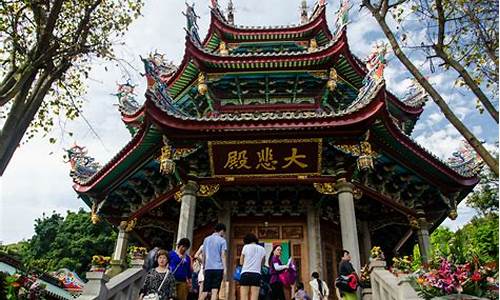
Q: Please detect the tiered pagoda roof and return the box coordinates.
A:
[68,0,480,251]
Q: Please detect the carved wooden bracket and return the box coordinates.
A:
[125,218,137,232]
[313,182,337,195]
[197,184,220,197]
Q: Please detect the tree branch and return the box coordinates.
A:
[433,45,499,122]
[36,0,64,54]
[363,3,499,175]
[435,0,445,49]
[0,44,60,106]
[0,61,71,176]
[380,0,389,18]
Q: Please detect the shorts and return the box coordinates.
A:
[239,272,261,287]
[203,269,224,292]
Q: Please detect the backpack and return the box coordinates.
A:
[335,274,357,293]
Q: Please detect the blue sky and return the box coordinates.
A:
[0,0,497,244]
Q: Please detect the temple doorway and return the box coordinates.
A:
[231,218,309,300]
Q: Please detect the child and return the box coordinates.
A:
[293,282,310,300]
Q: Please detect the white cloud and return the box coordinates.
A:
[426,112,444,126]
[414,125,462,159]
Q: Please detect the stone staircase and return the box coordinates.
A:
[363,260,423,300]
[77,259,146,300]
[75,257,424,300]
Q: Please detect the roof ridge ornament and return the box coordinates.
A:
[366,42,388,80]
[141,53,188,117]
[227,0,234,25]
[447,140,484,177]
[333,0,350,37]
[402,78,428,107]
[344,43,387,111]
[300,0,309,24]
[64,144,102,182]
[114,81,140,115]
[184,2,202,46]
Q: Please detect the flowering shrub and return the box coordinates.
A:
[392,256,412,273]
[359,264,371,288]
[0,272,47,300]
[91,255,111,267]
[413,257,499,299]
[370,246,384,260]
[129,246,148,258]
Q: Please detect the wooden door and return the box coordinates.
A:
[231,218,308,300]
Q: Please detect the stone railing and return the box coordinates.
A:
[365,260,423,300]
[77,259,146,300]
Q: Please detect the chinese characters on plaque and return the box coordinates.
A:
[208,139,322,177]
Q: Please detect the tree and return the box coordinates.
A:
[0,0,144,175]
[459,214,499,264]
[19,209,117,277]
[360,0,499,176]
[467,165,499,216]
[411,0,498,122]
[414,217,499,267]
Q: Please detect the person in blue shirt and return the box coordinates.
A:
[168,238,192,300]
[201,223,227,300]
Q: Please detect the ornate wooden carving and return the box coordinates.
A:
[282,225,304,239]
[233,226,256,239]
[197,184,220,197]
[258,226,280,239]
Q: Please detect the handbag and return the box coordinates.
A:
[278,261,297,286]
[143,271,170,300]
[335,274,357,292]
[233,265,242,281]
[144,257,184,300]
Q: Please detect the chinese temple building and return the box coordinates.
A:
[68,0,482,298]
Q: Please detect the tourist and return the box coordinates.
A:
[201,223,228,300]
[268,245,290,300]
[144,246,160,272]
[239,233,266,300]
[193,245,205,300]
[140,249,177,300]
[309,272,329,300]
[169,238,192,300]
[338,250,358,300]
[293,282,310,300]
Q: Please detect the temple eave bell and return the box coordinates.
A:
[197,73,208,96]
[159,140,175,175]
[357,141,374,171]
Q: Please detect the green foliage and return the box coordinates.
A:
[430,227,454,258]
[12,209,117,278]
[467,166,499,215]
[414,214,499,266]
[459,214,499,264]
[0,0,144,143]
[1,272,19,300]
